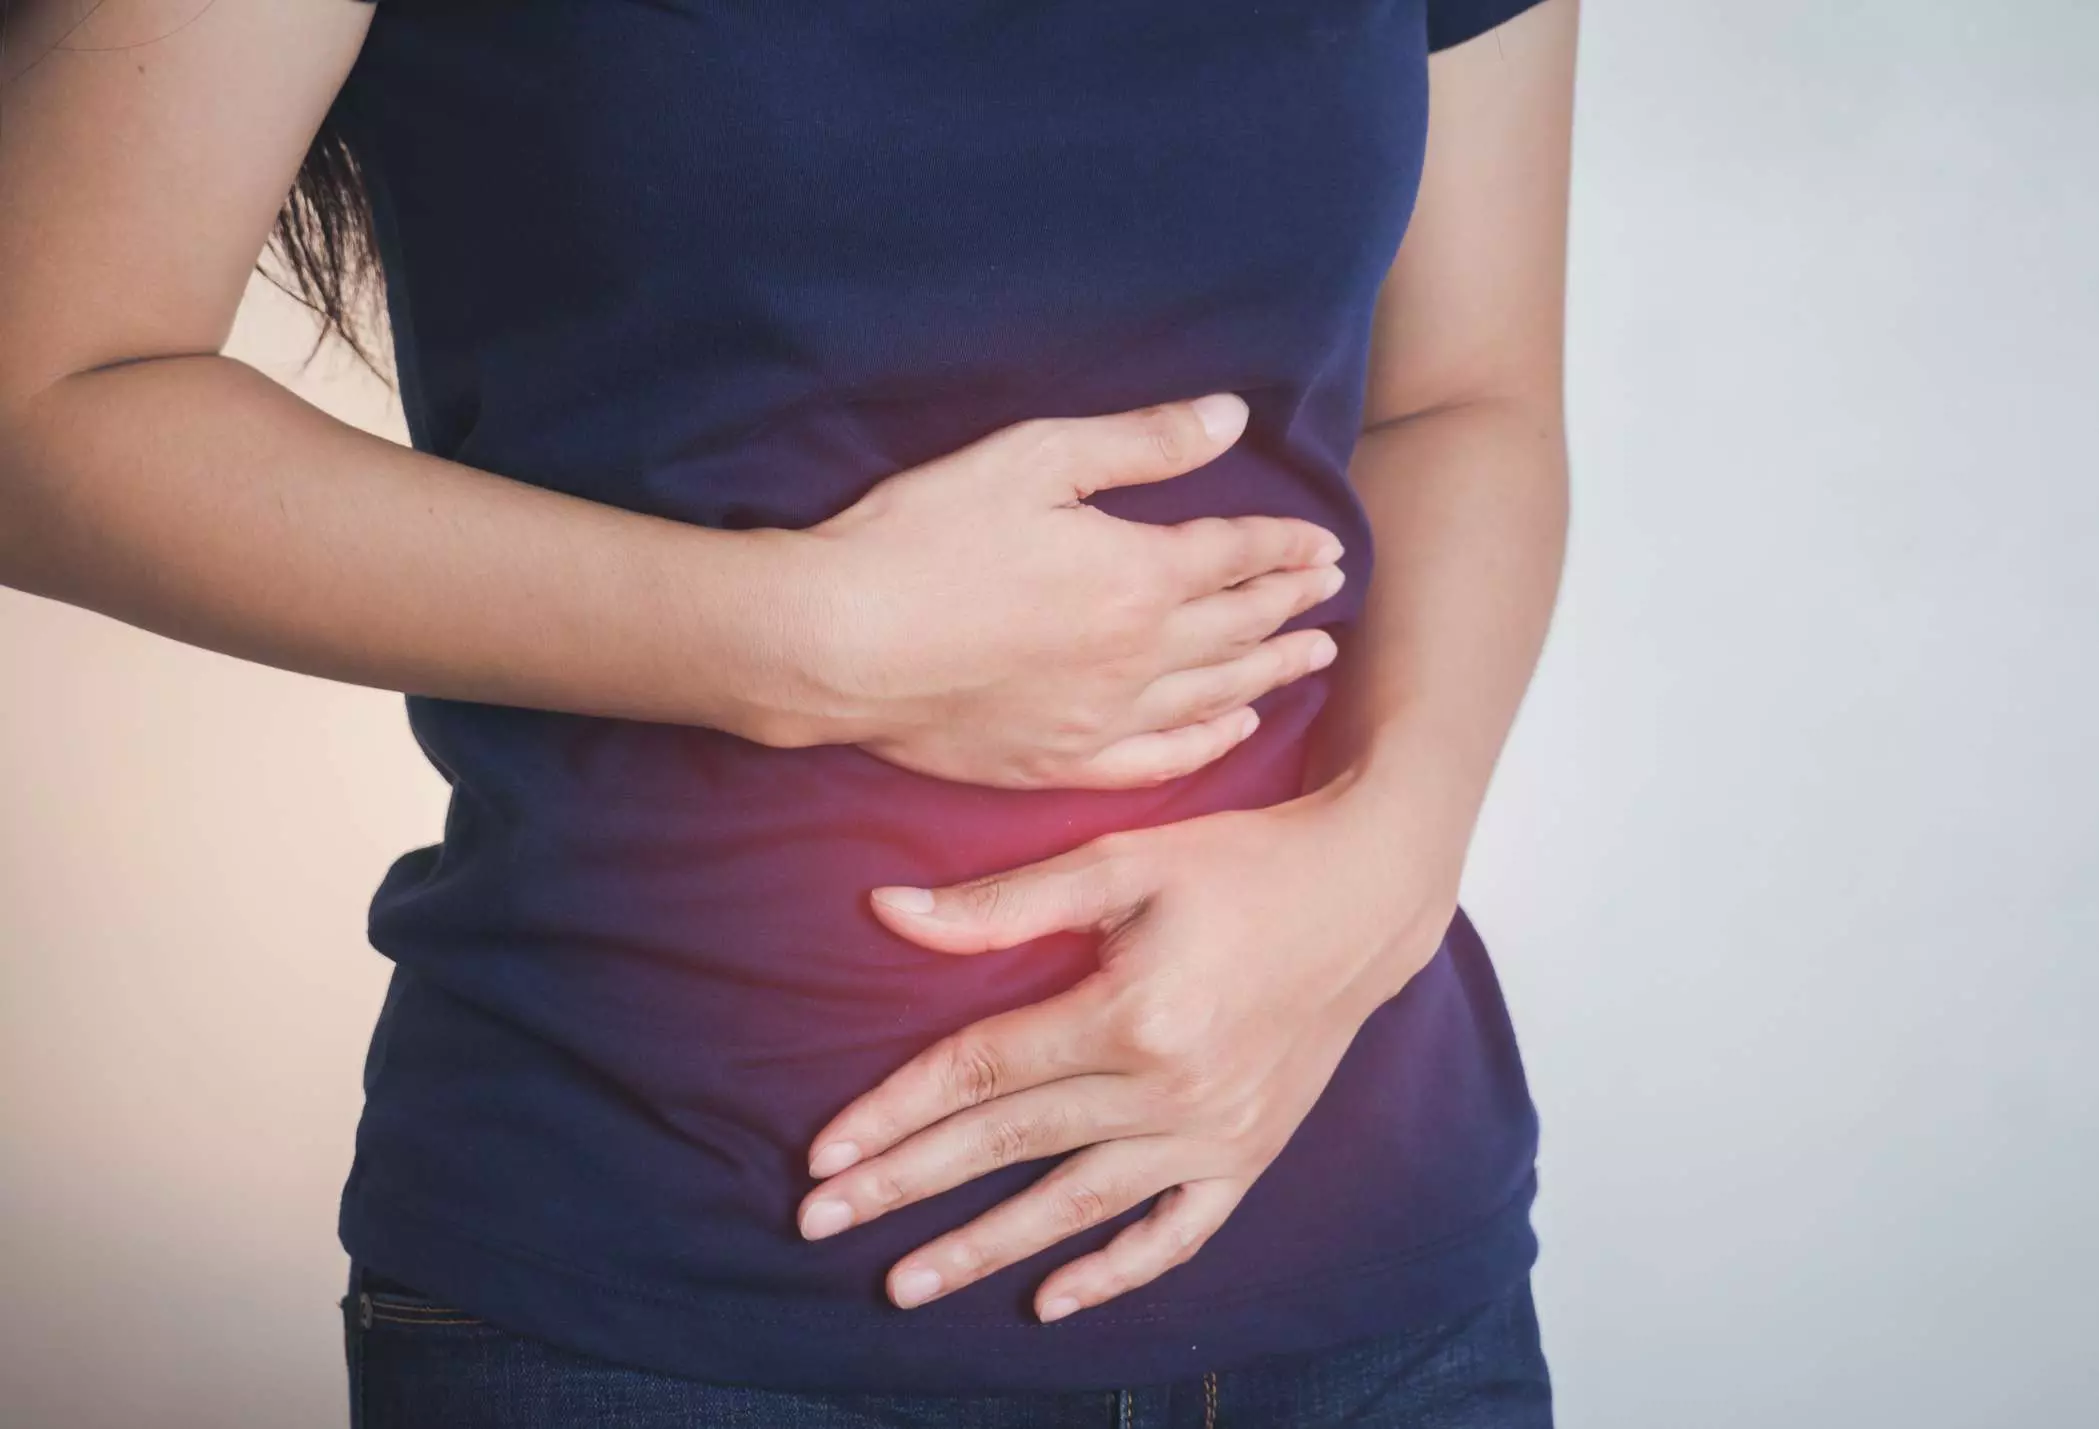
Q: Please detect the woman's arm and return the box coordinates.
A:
[787,0,1579,1319]
[0,0,1343,784]
[0,1,810,736]
[1299,0,1577,896]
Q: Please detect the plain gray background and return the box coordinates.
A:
[2,1,2094,1425]
[1470,2,2099,1423]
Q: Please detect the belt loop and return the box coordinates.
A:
[342,1268,369,1429]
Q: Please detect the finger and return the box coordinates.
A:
[869,831,1151,955]
[1034,1179,1245,1322]
[1127,630,1338,735]
[798,1073,1145,1241]
[1160,562,1346,669]
[881,1141,1174,1309]
[1154,514,1345,600]
[1017,393,1250,504]
[1056,705,1260,789]
[806,980,1119,1178]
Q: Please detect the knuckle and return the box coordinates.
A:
[1160,1055,1220,1108]
[858,1103,905,1151]
[1084,578,1160,654]
[1169,672,1231,725]
[861,1169,908,1209]
[1141,407,1196,467]
[1018,745,1066,785]
[1005,752,1058,789]
[938,1037,1007,1107]
[1231,648,1277,696]
[1088,826,1141,865]
[1005,415,1064,460]
[1086,833,1153,905]
[1144,763,1191,790]
[959,875,1020,925]
[1168,1220,1210,1267]
[1282,571,1325,618]
[1178,516,1231,573]
[946,1238,990,1275]
[1210,670,1257,719]
[1051,1180,1112,1234]
[1211,1096,1266,1144]
[976,1115,1035,1169]
[1110,563,1173,624]
[1112,987,1201,1065]
[1054,703,1114,746]
[1217,612,1271,659]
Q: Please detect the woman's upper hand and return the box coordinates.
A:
[792,780,1456,1321]
[771,394,1347,789]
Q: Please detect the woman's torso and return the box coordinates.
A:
[333,0,1541,1393]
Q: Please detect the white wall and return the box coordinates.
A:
[1469,3,2099,1425]
[3,3,2094,1425]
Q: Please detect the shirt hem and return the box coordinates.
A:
[339,1169,1541,1394]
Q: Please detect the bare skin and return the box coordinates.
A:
[797,0,1581,1320]
[0,0,1343,792]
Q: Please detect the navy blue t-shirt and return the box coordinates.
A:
[335,0,1549,1394]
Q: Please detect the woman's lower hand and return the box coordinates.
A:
[794,778,1456,1321]
[768,393,1347,789]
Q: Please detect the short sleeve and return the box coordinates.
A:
[1427,0,1552,53]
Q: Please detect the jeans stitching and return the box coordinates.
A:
[367,1303,483,1320]
[358,1276,486,1328]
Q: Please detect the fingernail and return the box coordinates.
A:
[1191,391,1246,439]
[1040,1295,1082,1323]
[800,1198,854,1240]
[893,1267,944,1308]
[1235,708,1260,740]
[1316,564,1345,598]
[1310,633,1340,670]
[873,886,935,914]
[1314,537,1345,563]
[809,1141,860,1178]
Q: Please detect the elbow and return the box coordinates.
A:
[1360,352,1566,442]
[0,379,85,602]
[1360,384,1567,450]
[0,421,49,599]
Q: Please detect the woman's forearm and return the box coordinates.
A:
[0,352,829,740]
[1303,394,1570,900]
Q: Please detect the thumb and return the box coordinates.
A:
[870,837,1150,955]
[1028,392,1250,505]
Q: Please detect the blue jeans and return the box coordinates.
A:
[343,1263,1552,1428]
